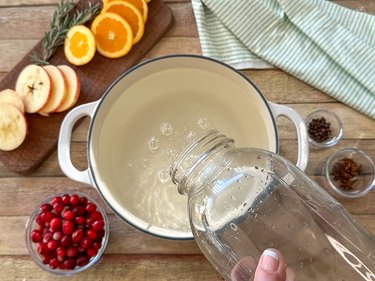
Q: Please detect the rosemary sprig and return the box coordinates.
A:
[30,0,100,65]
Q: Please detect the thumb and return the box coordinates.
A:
[254,249,287,281]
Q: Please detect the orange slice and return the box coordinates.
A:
[105,0,148,23]
[91,12,133,58]
[64,25,96,66]
[102,1,145,45]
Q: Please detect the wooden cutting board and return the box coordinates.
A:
[0,0,173,174]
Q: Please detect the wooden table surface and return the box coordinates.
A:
[0,0,374,280]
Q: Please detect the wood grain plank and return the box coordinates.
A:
[1,174,375,216]
[0,255,222,281]
[66,103,375,141]
[0,2,196,40]
[0,0,189,7]
[0,138,373,178]
[0,215,200,255]
[0,214,373,255]
[0,38,202,73]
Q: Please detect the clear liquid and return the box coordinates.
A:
[95,68,276,234]
[192,167,375,280]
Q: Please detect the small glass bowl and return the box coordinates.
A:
[25,192,109,276]
[325,148,375,198]
[306,109,343,148]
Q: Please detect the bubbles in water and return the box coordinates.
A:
[160,122,173,136]
[230,223,238,231]
[149,136,159,152]
[197,117,210,130]
[186,131,197,142]
[158,170,170,184]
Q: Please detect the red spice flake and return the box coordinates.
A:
[331,157,361,191]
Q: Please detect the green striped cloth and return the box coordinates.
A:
[192,0,375,119]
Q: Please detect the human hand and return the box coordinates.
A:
[231,248,295,281]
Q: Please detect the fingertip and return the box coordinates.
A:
[260,249,279,273]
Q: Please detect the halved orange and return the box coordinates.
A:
[102,1,145,45]
[105,0,148,23]
[91,12,133,58]
[64,25,96,66]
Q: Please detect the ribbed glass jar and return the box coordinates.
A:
[170,130,375,281]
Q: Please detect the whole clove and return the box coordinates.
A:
[308,117,332,143]
[331,157,361,191]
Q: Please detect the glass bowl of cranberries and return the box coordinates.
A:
[26,192,109,275]
[306,109,343,148]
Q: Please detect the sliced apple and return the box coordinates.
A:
[39,65,67,115]
[55,65,81,112]
[0,104,28,151]
[15,64,51,113]
[0,89,25,113]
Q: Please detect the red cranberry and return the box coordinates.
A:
[57,255,65,262]
[41,254,51,265]
[75,216,85,225]
[60,236,72,247]
[77,246,86,253]
[72,206,86,216]
[51,196,62,205]
[62,221,74,235]
[49,258,59,269]
[76,256,90,267]
[35,214,44,227]
[91,211,103,221]
[40,203,53,212]
[37,242,47,255]
[92,219,104,231]
[86,229,97,240]
[41,211,54,223]
[47,240,58,251]
[86,203,97,213]
[93,242,102,251]
[87,247,98,258]
[31,230,42,243]
[85,217,95,228]
[64,258,76,270]
[62,194,71,205]
[79,196,88,205]
[63,210,74,221]
[71,229,84,244]
[53,203,64,214]
[56,247,66,258]
[80,237,92,250]
[42,232,53,244]
[50,217,62,231]
[66,247,77,258]
[52,231,63,241]
[70,194,80,205]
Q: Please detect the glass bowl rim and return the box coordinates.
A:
[306,109,343,148]
[25,191,109,276]
[325,147,375,198]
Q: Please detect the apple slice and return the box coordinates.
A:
[15,64,51,113]
[0,89,25,113]
[0,104,28,151]
[55,65,81,112]
[39,65,67,115]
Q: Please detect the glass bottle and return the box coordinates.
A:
[170,130,375,281]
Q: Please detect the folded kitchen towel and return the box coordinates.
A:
[192,0,375,119]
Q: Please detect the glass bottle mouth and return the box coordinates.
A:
[169,130,234,194]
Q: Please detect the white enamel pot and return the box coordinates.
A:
[58,55,309,240]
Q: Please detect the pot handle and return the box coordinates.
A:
[269,102,309,171]
[58,101,98,186]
